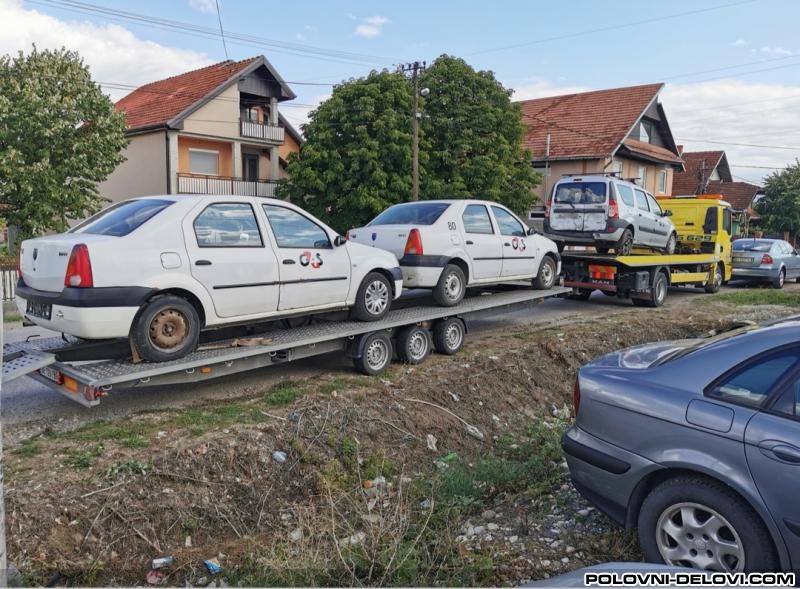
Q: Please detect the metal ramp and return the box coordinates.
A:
[2,348,58,385]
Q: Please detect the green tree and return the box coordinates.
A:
[0,48,127,242]
[419,55,539,213]
[754,159,800,239]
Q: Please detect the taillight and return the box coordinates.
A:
[572,377,581,417]
[608,193,619,219]
[761,254,774,265]
[404,228,423,256]
[64,244,93,288]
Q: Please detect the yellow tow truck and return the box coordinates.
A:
[561,194,733,307]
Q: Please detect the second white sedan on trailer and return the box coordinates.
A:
[16,195,403,362]
[348,199,561,306]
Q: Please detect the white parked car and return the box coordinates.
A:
[347,199,560,306]
[16,195,403,362]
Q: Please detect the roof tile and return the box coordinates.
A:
[672,150,726,195]
[706,181,762,211]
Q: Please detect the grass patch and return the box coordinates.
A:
[263,380,304,406]
[711,289,800,307]
[13,438,41,457]
[106,459,152,477]
[3,310,22,323]
[64,444,104,470]
[119,434,150,449]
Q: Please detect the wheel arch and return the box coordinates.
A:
[148,287,208,327]
[446,256,470,284]
[369,267,399,297]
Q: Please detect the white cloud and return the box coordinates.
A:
[508,77,592,101]
[731,38,749,46]
[760,46,793,56]
[0,0,213,101]
[188,0,216,14]
[353,15,389,39]
[282,93,331,133]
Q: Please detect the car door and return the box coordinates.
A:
[646,193,671,248]
[634,189,655,246]
[491,205,536,278]
[261,203,351,311]
[743,348,800,564]
[460,203,503,281]
[781,241,800,278]
[183,201,280,319]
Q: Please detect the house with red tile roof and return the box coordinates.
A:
[516,83,684,217]
[100,56,301,203]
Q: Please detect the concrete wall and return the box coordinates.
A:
[182,84,240,139]
[98,131,168,203]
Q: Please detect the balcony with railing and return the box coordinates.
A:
[239,118,285,143]
[178,174,279,198]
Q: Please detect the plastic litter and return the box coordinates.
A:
[146,570,167,585]
[204,558,223,575]
[151,556,174,570]
[272,450,287,463]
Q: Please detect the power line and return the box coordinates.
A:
[676,138,800,151]
[214,0,228,60]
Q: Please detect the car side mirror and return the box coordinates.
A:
[793,250,798,256]
[662,210,672,217]
[527,226,537,236]
[334,235,347,247]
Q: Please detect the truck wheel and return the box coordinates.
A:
[569,288,593,301]
[704,263,723,294]
[432,317,465,355]
[772,268,786,289]
[634,271,668,307]
[533,256,557,290]
[433,264,466,306]
[132,295,200,362]
[353,332,393,375]
[615,229,634,255]
[397,325,431,364]
[352,272,392,321]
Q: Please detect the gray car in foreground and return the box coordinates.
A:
[732,238,800,288]
[563,318,800,573]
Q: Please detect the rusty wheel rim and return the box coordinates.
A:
[149,309,189,350]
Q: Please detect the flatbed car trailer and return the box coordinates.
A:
[561,252,723,307]
[3,286,570,407]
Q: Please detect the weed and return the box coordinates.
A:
[64,444,104,470]
[709,289,800,307]
[14,438,41,457]
[3,311,22,323]
[119,434,150,449]
[106,459,152,477]
[264,380,303,406]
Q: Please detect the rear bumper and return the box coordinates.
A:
[399,255,447,288]
[16,280,155,308]
[731,266,782,280]
[543,219,627,245]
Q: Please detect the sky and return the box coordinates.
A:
[2,0,800,185]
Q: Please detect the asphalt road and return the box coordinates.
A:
[0,284,745,438]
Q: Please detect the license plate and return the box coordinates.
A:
[733,257,753,264]
[39,366,61,383]
[25,300,52,320]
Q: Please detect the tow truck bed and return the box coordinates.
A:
[4,286,570,407]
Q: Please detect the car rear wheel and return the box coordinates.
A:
[638,476,777,573]
[772,268,785,289]
[533,256,557,290]
[665,232,677,255]
[433,264,466,306]
[352,272,392,321]
[132,295,201,362]
[615,229,634,255]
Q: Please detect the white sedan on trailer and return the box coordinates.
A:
[348,199,560,306]
[16,195,403,362]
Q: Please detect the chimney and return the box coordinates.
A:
[676,145,684,156]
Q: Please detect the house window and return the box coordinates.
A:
[639,122,650,143]
[637,165,647,188]
[612,160,623,176]
[242,106,260,123]
[243,154,259,181]
[657,170,668,194]
[189,148,219,176]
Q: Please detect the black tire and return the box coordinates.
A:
[352,272,392,321]
[432,317,465,355]
[596,246,610,254]
[664,232,677,255]
[616,229,634,255]
[352,332,393,375]
[704,263,723,294]
[601,290,617,297]
[433,264,466,306]
[772,268,786,289]
[132,295,201,362]
[556,241,566,253]
[633,271,668,308]
[569,288,593,301]
[396,325,431,364]
[533,256,557,290]
[637,476,777,572]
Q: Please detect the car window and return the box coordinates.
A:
[462,204,494,234]
[634,190,649,212]
[369,202,450,226]
[733,239,773,252]
[646,194,662,215]
[72,199,173,237]
[553,182,607,204]
[491,206,526,237]
[707,350,800,408]
[263,205,331,249]
[772,373,800,420]
[194,203,263,247]
[722,208,732,235]
[616,184,635,207]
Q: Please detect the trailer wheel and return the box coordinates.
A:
[433,317,465,355]
[397,325,431,364]
[634,271,668,308]
[353,332,393,375]
[704,263,723,294]
[132,295,200,362]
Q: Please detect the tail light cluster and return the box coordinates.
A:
[761,254,774,265]
[607,192,619,219]
[573,377,581,417]
[404,228,423,256]
[64,244,93,288]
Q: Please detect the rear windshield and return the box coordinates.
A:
[72,199,173,237]
[733,239,774,252]
[369,202,450,226]
[553,182,607,204]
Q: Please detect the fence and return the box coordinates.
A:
[0,256,17,301]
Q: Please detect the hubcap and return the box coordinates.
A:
[365,280,389,315]
[667,235,676,253]
[656,502,745,572]
[444,271,463,301]
[541,261,554,287]
[365,339,389,369]
[779,271,785,286]
[407,331,428,359]
[149,309,189,350]
[445,323,463,350]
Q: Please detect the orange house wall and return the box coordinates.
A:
[178,137,233,176]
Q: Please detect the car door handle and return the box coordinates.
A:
[504,242,511,247]
[466,240,474,245]
[771,445,800,464]
[195,260,212,266]
[282,259,296,265]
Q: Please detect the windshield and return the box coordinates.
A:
[72,199,174,237]
[553,182,607,205]
[733,239,774,252]
[369,202,451,226]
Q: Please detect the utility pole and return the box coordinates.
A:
[399,61,427,201]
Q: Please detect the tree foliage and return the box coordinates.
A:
[754,159,800,239]
[0,47,127,241]
[280,55,539,231]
